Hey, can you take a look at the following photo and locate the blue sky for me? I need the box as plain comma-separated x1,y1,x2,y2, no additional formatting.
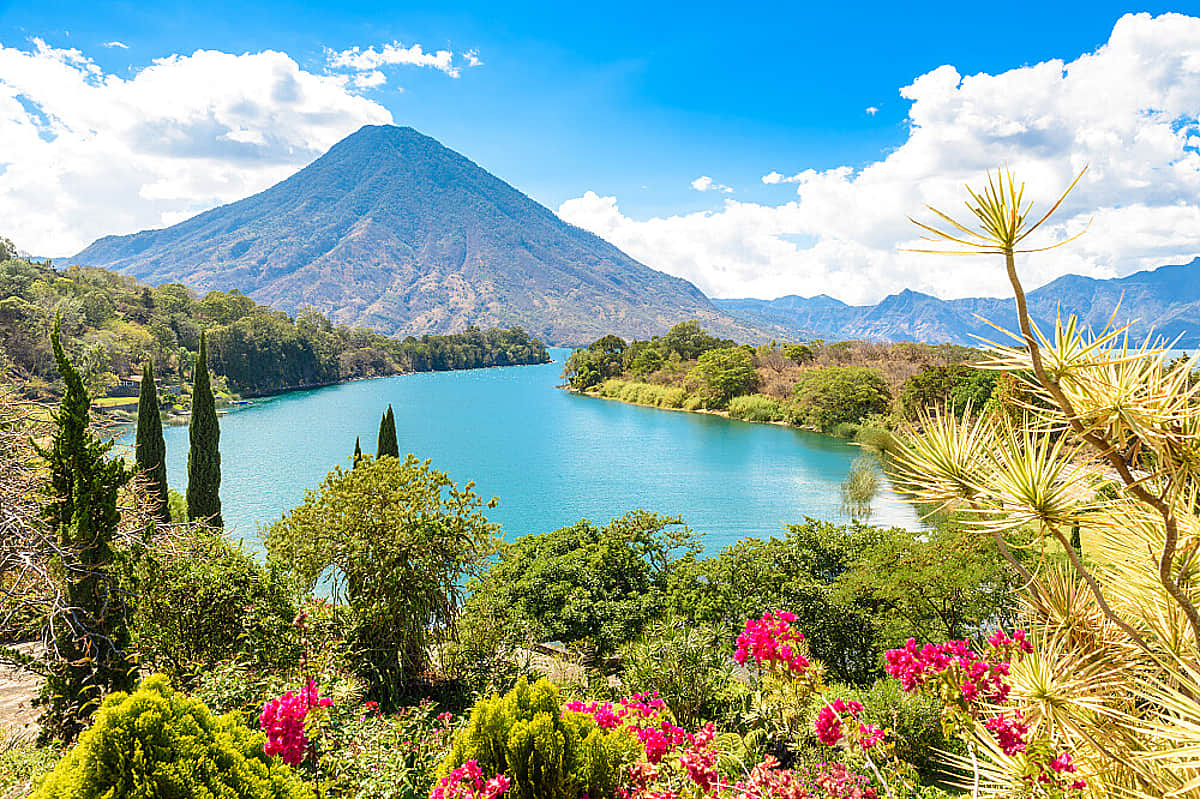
2,2,1199,301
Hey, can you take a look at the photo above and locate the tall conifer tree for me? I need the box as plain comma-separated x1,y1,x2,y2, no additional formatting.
135,358,170,524
377,404,399,459
353,436,363,467
36,317,135,741
186,331,222,526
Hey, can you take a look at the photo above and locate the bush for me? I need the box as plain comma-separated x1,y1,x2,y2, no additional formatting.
128,526,298,680
727,394,786,422
461,511,693,661
322,700,457,799
792,367,891,433
0,733,58,799
595,379,688,409
33,674,312,799
266,456,499,706
619,619,737,729
692,346,757,408
438,677,637,799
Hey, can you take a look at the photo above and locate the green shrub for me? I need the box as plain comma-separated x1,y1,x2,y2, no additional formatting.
33,674,312,799
1,733,59,799
438,677,638,799
830,421,860,438
620,619,737,729
692,347,757,408
815,679,962,783
727,393,786,422
128,526,298,680
596,379,688,409
854,419,897,454
792,367,891,433
322,700,455,799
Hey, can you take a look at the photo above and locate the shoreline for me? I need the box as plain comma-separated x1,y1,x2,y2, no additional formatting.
96,354,556,422
562,384,835,437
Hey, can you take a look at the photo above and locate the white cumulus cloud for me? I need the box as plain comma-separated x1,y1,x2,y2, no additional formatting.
326,41,462,78
560,12,1200,303
103,40,128,49
0,40,392,256
691,175,732,193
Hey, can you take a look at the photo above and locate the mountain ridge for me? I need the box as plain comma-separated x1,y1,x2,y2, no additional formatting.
73,125,779,346
714,257,1200,347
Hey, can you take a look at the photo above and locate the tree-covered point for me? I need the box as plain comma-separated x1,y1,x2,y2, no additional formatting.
561,320,996,434
0,257,549,398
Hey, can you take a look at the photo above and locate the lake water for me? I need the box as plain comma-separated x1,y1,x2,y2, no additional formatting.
115,349,919,554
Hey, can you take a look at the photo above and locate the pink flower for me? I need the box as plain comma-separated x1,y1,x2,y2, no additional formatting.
984,711,1027,756
857,724,885,750
734,611,811,674
429,760,510,799
814,700,860,747
258,680,333,765
679,723,718,793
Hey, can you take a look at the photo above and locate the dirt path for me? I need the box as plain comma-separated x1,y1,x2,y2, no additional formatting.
0,643,42,740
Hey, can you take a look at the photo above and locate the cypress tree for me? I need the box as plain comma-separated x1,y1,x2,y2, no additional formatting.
135,357,170,524
376,404,399,459
353,436,363,467
35,317,136,742
186,331,223,526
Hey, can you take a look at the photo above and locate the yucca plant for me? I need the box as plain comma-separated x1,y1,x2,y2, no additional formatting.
895,167,1200,797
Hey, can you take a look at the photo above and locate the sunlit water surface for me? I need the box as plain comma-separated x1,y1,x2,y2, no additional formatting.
116,349,920,554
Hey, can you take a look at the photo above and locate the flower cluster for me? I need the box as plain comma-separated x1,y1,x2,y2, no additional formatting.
734,611,811,674
984,711,1029,757
884,637,1015,705
258,679,333,766
429,760,511,799
813,764,878,799
565,691,667,730
814,699,863,747
678,724,718,793
730,755,814,799
567,692,687,764
1042,753,1087,792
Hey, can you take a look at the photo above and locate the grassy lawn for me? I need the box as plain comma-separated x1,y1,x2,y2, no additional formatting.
93,396,138,408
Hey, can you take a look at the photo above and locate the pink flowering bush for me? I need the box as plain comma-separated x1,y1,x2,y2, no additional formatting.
884,630,1087,796
735,611,812,675
430,760,510,799
258,679,333,766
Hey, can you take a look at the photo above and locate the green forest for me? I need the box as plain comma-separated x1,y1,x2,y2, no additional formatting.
0,256,549,400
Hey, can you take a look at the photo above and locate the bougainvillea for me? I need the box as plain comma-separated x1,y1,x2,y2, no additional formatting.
258,679,332,766
429,760,510,799
814,699,863,747
884,630,1086,794
567,692,689,765
734,611,811,674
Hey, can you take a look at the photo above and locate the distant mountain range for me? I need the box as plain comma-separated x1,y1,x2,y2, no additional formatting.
72,125,778,346
714,259,1200,348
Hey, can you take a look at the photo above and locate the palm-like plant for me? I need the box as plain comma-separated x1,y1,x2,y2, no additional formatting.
895,168,1200,797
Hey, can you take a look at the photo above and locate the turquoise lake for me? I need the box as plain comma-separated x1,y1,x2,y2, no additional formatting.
116,349,919,553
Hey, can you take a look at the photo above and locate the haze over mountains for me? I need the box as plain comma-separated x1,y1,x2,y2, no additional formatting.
715,259,1200,348
71,124,1200,348
73,125,775,345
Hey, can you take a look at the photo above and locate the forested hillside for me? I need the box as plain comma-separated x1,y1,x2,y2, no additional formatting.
0,257,549,398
